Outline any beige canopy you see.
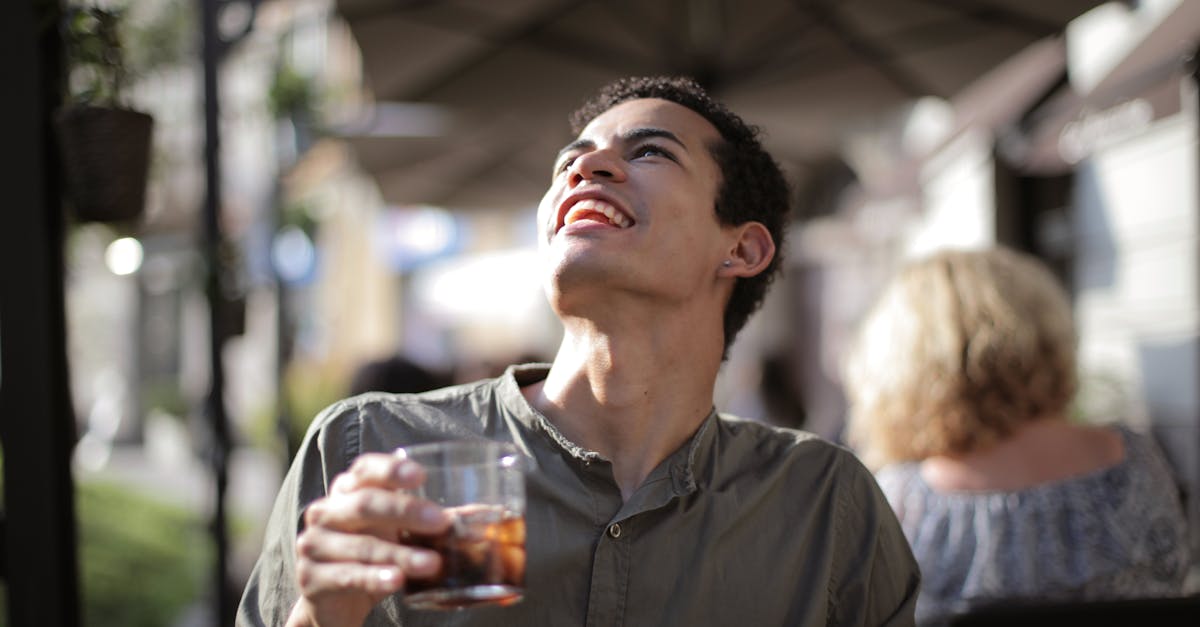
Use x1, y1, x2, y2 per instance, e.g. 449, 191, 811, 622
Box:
333, 0, 1107, 212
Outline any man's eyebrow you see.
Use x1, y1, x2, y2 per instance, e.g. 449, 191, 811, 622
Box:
555, 138, 594, 163
621, 127, 688, 150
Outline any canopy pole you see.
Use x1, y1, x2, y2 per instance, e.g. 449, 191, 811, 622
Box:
200, 0, 233, 623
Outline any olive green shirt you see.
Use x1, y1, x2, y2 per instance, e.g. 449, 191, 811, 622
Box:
238, 364, 919, 626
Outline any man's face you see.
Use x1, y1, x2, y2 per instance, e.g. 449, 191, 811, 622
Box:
536, 98, 728, 310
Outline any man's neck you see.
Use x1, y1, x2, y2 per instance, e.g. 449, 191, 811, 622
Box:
522, 314, 723, 501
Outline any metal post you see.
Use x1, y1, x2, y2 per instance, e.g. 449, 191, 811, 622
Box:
0, 0, 80, 625
200, 0, 233, 624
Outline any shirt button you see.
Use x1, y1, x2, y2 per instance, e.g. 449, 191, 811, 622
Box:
607, 523, 622, 539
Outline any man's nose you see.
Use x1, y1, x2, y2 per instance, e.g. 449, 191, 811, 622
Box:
568, 149, 626, 186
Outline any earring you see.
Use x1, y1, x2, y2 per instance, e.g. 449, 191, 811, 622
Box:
721, 260, 733, 268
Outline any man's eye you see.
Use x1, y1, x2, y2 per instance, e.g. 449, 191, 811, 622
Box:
633, 144, 672, 160
556, 157, 576, 173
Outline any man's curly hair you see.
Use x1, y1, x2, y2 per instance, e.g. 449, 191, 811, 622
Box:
569, 76, 791, 357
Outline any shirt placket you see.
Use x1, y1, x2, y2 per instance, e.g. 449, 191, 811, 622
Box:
584, 512, 632, 627
573, 457, 626, 627
580, 455, 694, 627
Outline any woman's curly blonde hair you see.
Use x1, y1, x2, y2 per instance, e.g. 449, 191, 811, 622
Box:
843, 246, 1077, 469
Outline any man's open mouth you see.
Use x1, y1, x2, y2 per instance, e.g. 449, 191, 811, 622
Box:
561, 198, 632, 230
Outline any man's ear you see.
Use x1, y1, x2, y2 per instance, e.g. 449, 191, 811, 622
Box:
720, 222, 775, 277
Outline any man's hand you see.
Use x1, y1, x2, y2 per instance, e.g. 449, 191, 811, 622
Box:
285, 453, 452, 627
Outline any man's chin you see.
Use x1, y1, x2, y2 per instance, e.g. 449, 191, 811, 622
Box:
545, 259, 622, 299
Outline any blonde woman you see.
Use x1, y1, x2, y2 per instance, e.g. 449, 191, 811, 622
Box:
843, 246, 1190, 625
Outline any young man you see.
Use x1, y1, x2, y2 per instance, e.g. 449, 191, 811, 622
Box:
238, 76, 919, 627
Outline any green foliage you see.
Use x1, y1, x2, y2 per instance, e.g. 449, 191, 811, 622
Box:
141, 378, 189, 417
268, 64, 318, 121
123, 0, 193, 77
63, 5, 129, 106
77, 480, 209, 627
281, 200, 320, 238
62, 1, 193, 107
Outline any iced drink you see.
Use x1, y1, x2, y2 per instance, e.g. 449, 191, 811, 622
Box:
403, 505, 526, 609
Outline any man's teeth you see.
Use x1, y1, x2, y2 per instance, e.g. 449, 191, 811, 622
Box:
567, 199, 630, 228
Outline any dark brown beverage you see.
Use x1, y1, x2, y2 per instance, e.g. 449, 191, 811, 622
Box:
403, 505, 526, 610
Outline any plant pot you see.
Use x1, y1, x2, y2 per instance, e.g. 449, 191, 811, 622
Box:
55, 105, 154, 223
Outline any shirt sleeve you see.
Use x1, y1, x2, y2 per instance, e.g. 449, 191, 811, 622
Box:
236, 402, 363, 626
828, 449, 921, 627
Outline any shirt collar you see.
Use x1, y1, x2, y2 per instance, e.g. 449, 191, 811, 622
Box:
498, 363, 717, 497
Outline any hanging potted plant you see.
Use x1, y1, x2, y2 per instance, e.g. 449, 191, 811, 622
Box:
56, 4, 154, 223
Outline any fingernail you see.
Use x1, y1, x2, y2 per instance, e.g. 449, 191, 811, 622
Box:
408, 551, 435, 570
420, 504, 447, 525
395, 461, 419, 481
378, 568, 399, 584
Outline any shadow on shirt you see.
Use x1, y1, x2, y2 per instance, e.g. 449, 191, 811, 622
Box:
951, 594, 1200, 627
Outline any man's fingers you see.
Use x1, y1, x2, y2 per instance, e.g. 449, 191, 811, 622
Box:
296, 528, 439, 571
305, 487, 451, 536
330, 454, 426, 494
296, 559, 407, 597
294, 530, 443, 596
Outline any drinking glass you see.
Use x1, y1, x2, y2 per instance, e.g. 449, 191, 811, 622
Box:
396, 440, 533, 610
